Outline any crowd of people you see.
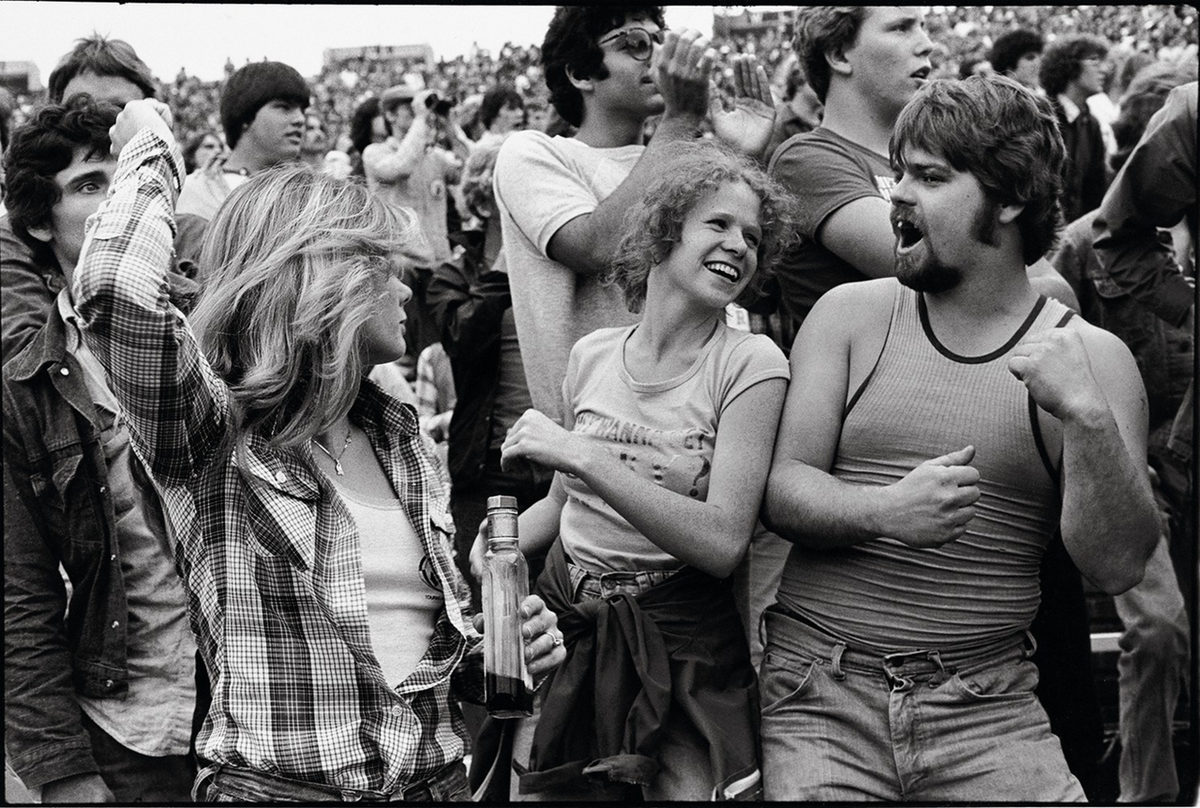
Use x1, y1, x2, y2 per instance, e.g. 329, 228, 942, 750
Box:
1, 3, 1195, 805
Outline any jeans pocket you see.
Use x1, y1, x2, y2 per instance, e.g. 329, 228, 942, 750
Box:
948, 659, 1039, 703
759, 647, 818, 716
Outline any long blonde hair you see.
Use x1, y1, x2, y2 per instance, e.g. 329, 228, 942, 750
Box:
189, 164, 418, 457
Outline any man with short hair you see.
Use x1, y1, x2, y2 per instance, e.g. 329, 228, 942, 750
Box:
3, 96, 200, 805
2, 35, 160, 364
1041, 35, 1112, 224
494, 4, 774, 425
760, 75, 1157, 802
767, 6, 934, 331
989, 28, 1044, 90
47, 33, 159, 106
174, 60, 310, 271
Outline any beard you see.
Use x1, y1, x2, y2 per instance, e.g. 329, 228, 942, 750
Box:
894, 197, 1001, 294
896, 248, 962, 293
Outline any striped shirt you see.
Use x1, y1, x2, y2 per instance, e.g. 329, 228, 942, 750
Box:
72, 128, 484, 793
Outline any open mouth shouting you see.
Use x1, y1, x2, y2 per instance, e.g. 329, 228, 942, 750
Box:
892, 216, 925, 254
704, 260, 742, 283
910, 65, 932, 83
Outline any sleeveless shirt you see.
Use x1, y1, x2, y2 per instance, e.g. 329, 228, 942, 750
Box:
775, 284, 1073, 650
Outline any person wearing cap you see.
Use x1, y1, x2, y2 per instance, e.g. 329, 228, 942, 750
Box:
174, 60, 310, 277
363, 85, 466, 380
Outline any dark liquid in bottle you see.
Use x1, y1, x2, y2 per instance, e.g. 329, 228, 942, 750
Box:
486, 672, 533, 718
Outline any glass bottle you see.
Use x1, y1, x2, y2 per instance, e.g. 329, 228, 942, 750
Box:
482, 495, 534, 718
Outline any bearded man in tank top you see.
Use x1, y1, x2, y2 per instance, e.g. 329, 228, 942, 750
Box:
758, 75, 1159, 803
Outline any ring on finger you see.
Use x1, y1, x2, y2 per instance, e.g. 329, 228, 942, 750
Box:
549, 631, 563, 647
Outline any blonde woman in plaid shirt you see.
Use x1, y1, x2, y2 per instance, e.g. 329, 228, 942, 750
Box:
72, 99, 566, 802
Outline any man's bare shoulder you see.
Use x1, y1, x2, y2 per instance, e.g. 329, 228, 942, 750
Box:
806, 277, 899, 329
1064, 313, 1140, 371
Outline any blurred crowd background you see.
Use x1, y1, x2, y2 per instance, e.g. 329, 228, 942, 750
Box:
3, 5, 1196, 160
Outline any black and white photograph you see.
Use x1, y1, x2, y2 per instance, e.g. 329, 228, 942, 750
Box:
1, 4, 1196, 804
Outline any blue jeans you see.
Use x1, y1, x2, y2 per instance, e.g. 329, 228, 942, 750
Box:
1115, 534, 1189, 801
760, 608, 1086, 802
196, 761, 470, 802
511, 561, 717, 801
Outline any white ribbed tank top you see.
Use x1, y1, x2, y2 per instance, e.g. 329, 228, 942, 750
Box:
776, 285, 1073, 649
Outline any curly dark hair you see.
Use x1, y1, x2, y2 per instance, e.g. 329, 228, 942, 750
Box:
541, 5, 665, 127
479, 84, 525, 131
47, 34, 157, 103
3, 95, 117, 247
607, 140, 799, 314
890, 75, 1066, 265
988, 29, 1044, 77
1039, 35, 1110, 97
791, 7, 868, 103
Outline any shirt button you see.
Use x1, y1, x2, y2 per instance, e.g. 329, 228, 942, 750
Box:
99, 486, 107, 494
110, 554, 117, 561
390, 705, 404, 716
111, 620, 120, 629
274, 471, 288, 483
105, 679, 114, 689
59, 367, 70, 376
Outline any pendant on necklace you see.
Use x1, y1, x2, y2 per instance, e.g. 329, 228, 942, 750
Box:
334, 459, 345, 476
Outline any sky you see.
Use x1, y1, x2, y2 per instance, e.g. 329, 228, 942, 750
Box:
2, 4, 720, 87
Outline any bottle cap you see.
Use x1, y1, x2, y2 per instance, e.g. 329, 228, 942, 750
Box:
487, 495, 518, 511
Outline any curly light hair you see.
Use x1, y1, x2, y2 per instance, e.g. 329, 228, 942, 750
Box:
607, 140, 798, 314
460, 139, 503, 219
189, 164, 418, 458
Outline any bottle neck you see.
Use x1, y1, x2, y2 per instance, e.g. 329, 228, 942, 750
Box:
487, 537, 519, 549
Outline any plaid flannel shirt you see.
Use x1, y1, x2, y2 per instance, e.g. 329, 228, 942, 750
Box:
72, 128, 484, 793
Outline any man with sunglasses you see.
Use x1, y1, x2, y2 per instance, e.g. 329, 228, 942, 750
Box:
493, 5, 776, 429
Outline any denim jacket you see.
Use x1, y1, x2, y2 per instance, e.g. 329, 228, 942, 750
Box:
3, 306, 131, 790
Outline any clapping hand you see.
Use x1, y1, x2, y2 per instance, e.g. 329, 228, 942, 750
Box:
710, 54, 776, 158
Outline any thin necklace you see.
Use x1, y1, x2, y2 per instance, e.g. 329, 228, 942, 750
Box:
312, 431, 353, 476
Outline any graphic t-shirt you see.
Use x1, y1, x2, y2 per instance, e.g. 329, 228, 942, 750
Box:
769, 127, 895, 327
558, 322, 789, 572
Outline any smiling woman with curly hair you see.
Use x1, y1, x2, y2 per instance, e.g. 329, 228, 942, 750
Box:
469, 138, 797, 801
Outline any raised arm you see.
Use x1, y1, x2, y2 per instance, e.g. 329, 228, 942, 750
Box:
762, 281, 980, 548
1092, 83, 1197, 328
1009, 323, 1158, 594
72, 100, 229, 485
539, 30, 720, 277
363, 93, 441, 184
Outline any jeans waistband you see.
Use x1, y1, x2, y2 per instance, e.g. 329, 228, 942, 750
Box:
199, 760, 466, 802
566, 558, 680, 602
764, 605, 1034, 678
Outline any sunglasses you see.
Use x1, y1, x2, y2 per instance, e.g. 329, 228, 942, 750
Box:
598, 27, 665, 63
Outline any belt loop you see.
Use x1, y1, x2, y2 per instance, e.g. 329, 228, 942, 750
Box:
830, 642, 847, 680
1023, 630, 1038, 659
193, 763, 220, 802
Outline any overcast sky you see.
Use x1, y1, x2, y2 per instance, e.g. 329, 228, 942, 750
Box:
3, 4, 720, 86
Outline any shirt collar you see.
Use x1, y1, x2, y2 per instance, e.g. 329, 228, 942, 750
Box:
1057, 94, 1081, 124
57, 289, 83, 354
